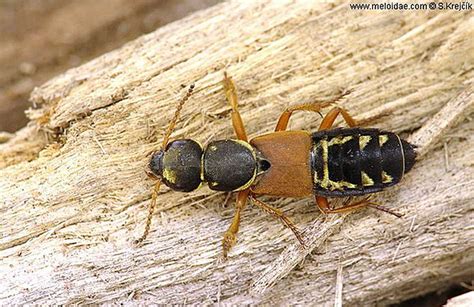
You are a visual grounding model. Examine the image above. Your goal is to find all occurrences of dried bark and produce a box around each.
[1,1,473,305]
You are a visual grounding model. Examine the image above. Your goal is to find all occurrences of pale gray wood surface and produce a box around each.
[1,1,473,305]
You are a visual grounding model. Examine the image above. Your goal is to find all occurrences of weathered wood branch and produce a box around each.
[1,1,473,305]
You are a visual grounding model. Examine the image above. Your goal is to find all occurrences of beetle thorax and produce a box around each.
[203,140,257,191]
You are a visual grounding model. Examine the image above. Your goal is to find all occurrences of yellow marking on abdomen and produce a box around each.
[320,139,329,188]
[379,135,389,147]
[328,135,353,146]
[361,171,374,186]
[382,171,393,183]
[330,180,357,190]
[359,135,372,150]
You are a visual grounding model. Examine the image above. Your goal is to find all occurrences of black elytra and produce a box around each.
[311,127,416,197]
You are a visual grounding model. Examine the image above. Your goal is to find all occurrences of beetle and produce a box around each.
[135,72,417,258]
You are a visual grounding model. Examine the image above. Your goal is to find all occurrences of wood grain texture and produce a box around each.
[1,1,473,305]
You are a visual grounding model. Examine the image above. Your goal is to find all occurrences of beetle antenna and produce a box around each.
[135,84,194,245]
[161,84,195,148]
[135,180,161,244]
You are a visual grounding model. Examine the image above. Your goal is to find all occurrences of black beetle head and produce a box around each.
[149,150,165,178]
[149,139,203,192]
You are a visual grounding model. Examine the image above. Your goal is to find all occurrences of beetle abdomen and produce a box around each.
[311,128,416,197]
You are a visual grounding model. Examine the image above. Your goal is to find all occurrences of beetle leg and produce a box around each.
[275,90,351,132]
[223,72,248,141]
[315,196,402,217]
[250,195,306,247]
[222,189,250,258]
[318,106,357,130]
[145,168,158,179]
[316,196,371,213]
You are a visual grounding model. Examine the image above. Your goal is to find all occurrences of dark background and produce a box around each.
[0,0,220,132]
